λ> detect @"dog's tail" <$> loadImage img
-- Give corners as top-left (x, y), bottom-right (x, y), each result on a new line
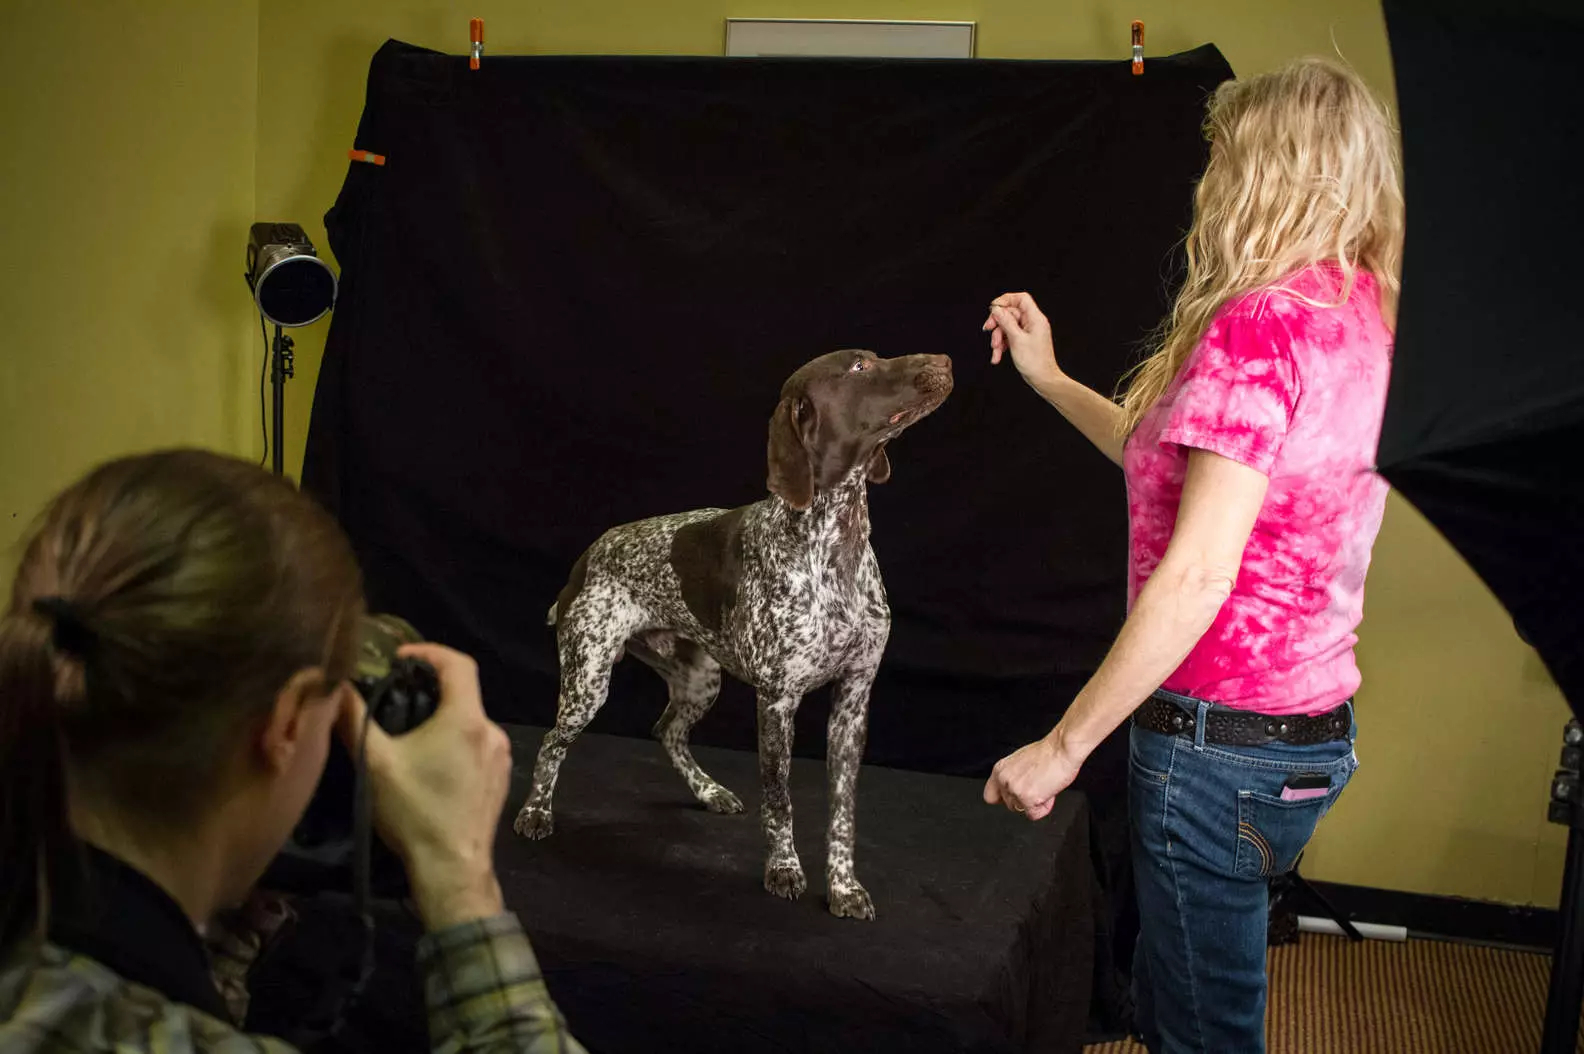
top-left (546, 601), bottom-right (559, 627)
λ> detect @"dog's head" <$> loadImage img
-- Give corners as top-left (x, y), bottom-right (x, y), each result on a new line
top-left (767, 350), bottom-right (953, 510)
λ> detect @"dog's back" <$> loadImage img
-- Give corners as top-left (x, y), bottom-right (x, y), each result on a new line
top-left (545, 506), bottom-right (736, 635)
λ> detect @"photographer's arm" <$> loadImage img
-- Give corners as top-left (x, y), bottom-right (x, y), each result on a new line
top-left (343, 644), bottom-right (589, 1054)
top-left (416, 913), bottom-right (586, 1054)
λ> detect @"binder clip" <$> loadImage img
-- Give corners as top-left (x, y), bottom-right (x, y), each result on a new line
top-left (470, 18), bottom-right (484, 70)
top-left (1131, 21), bottom-right (1144, 76)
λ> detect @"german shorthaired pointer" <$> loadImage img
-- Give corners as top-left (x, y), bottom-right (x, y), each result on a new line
top-left (513, 349), bottom-right (953, 919)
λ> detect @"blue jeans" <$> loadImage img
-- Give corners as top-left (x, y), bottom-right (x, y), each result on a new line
top-left (1129, 689), bottom-right (1358, 1053)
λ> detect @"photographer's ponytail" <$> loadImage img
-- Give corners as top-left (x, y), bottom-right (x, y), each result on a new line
top-left (0, 449), bottom-right (363, 956)
top-left (0, 604), bottom-right (73, 951)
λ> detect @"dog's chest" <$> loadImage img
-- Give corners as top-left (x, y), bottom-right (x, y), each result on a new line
top-left (726, 533), bottom-right (882, 689)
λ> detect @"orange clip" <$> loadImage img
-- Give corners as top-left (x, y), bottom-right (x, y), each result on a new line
top-left (1131, 21), bottom-right (1144, 76)
top-left (349, 149), bottom-right (386, 166)
top-left (470, 17), bottom-right (484, 70)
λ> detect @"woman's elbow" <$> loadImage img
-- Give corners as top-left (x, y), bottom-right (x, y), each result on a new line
top-left (1163, 560), bottom-right (1237, 617)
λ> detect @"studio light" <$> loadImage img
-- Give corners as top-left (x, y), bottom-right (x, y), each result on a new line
top-left (246, 222), bottom-right (337, 327)
top-left (244, 222), bottom-right (337, 476)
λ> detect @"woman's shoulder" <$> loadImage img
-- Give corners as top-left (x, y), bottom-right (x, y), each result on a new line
top-left (1210, 263), bottom-right (1386, 360)
top-left (1, 941), bottom-right (297, 1054)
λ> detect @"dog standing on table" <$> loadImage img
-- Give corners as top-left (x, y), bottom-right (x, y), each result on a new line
top-left (513, 349), bottom-right (953, 919)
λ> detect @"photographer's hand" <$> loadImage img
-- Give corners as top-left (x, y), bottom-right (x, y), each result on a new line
top-left (337, 643), bottom-right (513, 931)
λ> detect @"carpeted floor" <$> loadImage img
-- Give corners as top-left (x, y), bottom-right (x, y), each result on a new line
top-left (1085, 934), bottom-right (1579, 1053)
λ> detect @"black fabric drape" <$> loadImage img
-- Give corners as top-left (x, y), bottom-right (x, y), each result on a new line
top-left (304, 39), bottom-right (1231, 775)
top-left (1379, 0), bottom-right (1584, 713)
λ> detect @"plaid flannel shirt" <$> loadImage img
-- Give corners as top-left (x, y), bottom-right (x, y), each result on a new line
top-left (0, 913), bottom-right (587, 1054)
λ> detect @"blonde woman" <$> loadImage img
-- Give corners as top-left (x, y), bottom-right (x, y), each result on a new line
top-left (980, 59), bottom-right (1403, 1052)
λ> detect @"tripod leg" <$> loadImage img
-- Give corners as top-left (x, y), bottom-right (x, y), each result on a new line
top-left (1286, 854), bottom-right (1365, 942)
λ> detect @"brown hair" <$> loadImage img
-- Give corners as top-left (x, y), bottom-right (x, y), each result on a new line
top-left (0, 449), bottom-right (364, 950)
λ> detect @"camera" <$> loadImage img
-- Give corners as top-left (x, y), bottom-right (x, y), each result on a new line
top-left (260, 613), bottom-right (440, 897)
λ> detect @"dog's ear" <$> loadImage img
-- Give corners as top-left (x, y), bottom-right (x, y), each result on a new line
top-left (767, 395), bottom-right (815, 510)
top-left (865, 442), bottom-right (891, 485)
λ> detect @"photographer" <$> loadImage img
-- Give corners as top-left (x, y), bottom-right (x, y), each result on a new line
top-left (0, 449), bottom-right (586, 1053)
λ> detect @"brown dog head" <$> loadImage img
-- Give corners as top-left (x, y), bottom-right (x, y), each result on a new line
top-left (767, 350), bottom-right (953, 510)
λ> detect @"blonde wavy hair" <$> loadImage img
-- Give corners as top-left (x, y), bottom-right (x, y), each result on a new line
top-left (1117, 57), bottom-right (1405, 435)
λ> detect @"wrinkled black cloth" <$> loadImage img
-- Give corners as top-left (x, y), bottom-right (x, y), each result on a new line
top-left (494, 726), bottom-right (1096, 1053)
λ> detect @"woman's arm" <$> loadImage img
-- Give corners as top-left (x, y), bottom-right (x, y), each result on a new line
top-left (985, 292), bottom-right (1126, 466)
top-left (1057, 449), bottom-right (1266, 754)
top-left (984, 448), bottom-right (1268, 817)
top-left (1023, 371), bottom-right (1128, 467)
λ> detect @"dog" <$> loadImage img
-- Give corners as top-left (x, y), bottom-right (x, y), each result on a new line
top-left (513, 349), bottom-right (953, 919)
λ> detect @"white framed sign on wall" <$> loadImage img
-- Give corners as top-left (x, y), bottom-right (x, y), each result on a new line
top-left (723, 19), bottom-right (977, 59)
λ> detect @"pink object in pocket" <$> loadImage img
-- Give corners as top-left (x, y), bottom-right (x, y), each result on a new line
top-left (1280, 785), bottom-right (1330, 802)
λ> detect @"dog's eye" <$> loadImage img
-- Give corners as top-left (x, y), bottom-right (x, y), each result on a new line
top-left (849, 359), bottom-right (870, 373)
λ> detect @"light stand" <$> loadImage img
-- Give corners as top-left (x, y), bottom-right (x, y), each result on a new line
top-left (244, 221), bottom-right (336, 477)
top-left (269, 325), bottom-right (296, 477)
top-left (1543, 719), bottom-right (1584, 1053)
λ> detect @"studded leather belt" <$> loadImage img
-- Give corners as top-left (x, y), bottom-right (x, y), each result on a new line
top-left (1134, 693), bottom-right (1352, 747)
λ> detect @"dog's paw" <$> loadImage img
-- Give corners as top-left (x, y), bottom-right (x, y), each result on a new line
top-left (828, 883), bottom-right (875, 921)
top-left (513, 807), bottom-right (554, 840)
top-left (701, 784), bottom-right (745, 815)
top-left (764, 860), bottom-right (807, 901)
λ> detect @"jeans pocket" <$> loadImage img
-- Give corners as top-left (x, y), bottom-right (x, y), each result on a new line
top-left (1234, 789), bottom-right (1332, 879)
top-left (1128, 727), bottom-right (1171, 785)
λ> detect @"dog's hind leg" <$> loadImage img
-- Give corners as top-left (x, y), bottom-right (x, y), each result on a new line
top-left (513, 603), bottom-right (629, 840)
top-left (632, 636), bottom-right (740, 815)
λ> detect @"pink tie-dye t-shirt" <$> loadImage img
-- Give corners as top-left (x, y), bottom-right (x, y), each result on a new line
top-left (1123, 263), bottom-right (1393, 716)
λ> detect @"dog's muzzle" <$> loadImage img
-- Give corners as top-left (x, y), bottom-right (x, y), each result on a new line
top-left (914, 367), bottom-right (954, 398)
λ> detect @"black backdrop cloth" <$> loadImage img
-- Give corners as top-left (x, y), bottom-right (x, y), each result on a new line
top-left (301, 38), bottom-right (1231, 1040)
top-left (1379, 0), bottom-right (1584, 713)
top-left (303, 39), bottom-right (1231, 772)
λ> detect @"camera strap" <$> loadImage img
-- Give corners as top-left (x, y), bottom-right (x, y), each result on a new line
top-left (291, 682), bottom-right (384, 1049)
top-left (347, 696), bottom-right (379, 1007)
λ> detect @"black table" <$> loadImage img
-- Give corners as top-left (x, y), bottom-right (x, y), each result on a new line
top-left (494, 724), bottom-right (1096, 1054)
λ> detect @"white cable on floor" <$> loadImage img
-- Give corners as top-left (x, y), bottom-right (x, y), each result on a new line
top-left (1297, 916), bottom-right (1409, 942)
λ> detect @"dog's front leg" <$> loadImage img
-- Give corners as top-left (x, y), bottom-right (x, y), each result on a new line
top-left (757, 689), bottom-right (805, 900)
top-left (825, 668), bottom-right (876, 920)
